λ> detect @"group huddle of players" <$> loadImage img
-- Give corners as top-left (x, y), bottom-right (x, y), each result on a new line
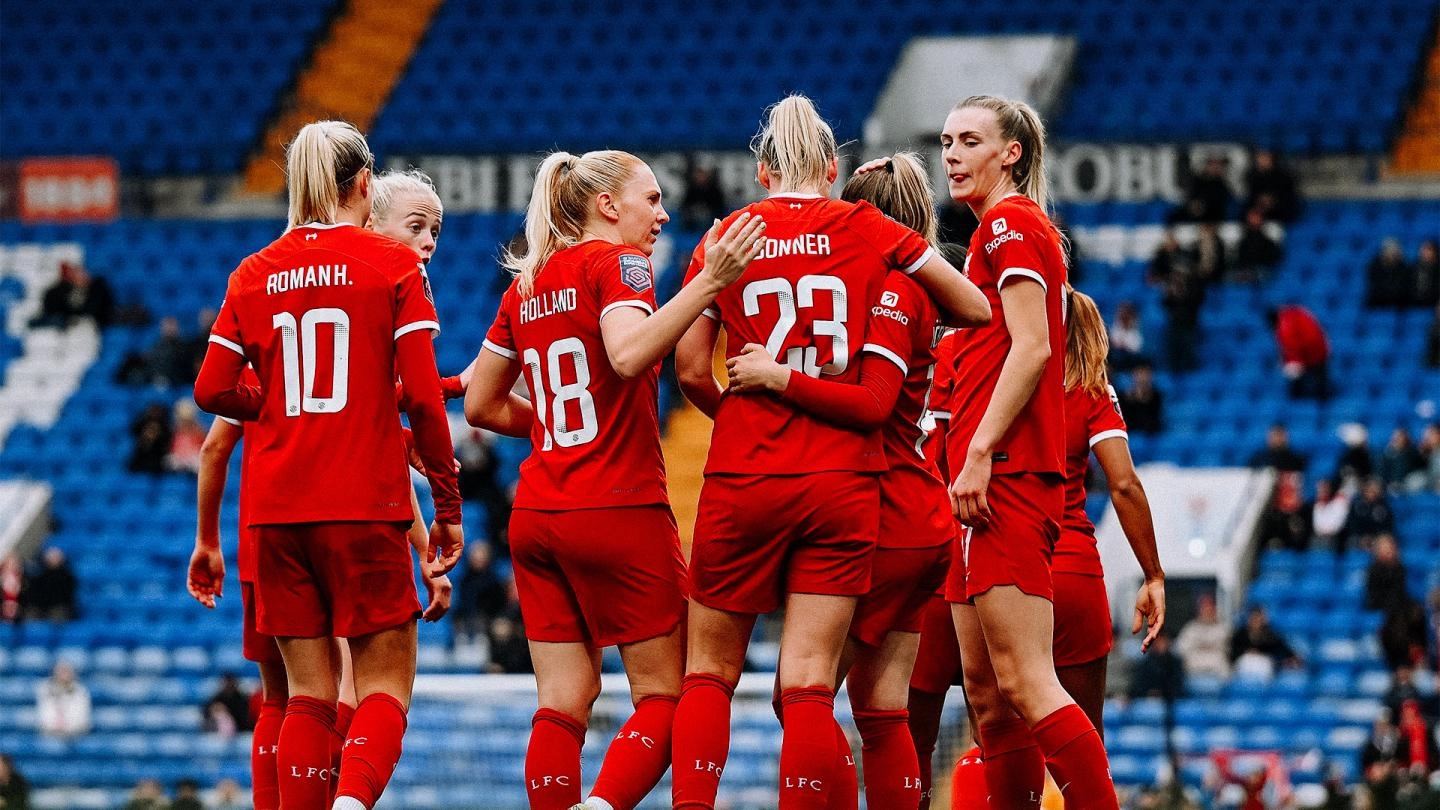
top-left (185, 91), bottom-right (1166, 810)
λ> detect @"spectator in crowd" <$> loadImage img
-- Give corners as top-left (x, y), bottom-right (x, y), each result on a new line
top-left (29, 260), bottom-right (115, 330)
top-left (127, 404), bottom-right (172, 475)
top-left (1362, 710), bottom-right (1405, 778)
top-left (1308, 478), bottom-right (1351, 551)
top-left (1229, 605), bottom-right (1301, 680)
top-left (1193, 222), bottom-right (1228, 286)
top-left (202, 673), bottom-right (252, 734)
top-left (1422, 423), bottom-right (1440, 492)
top-left (170, 779), bottom-right (204, 810)
top-left (1266, 304), bottom-right (1330, 400)
top-left (1257, 471), bottom-right (1309, 551)
top-left (206, 779), bottom-right (245, 810)
top-left (121, 779), bottom-right (168, 810)
top-left (486, 577), bottom-right (531, 674)
top-left (680, 163), bottom-right (728, 231)
top-left (186, 309), bottom-right (217, 378)
top-left (1366, 534), bottom-right (1410, 614)
top-left (166, 401), bottom-right (207, 475)
top-left (1119, 362), bottom-right (1165, 435)
top-left (1233, 208), bottom-right (1284, 282)
top-left (1381, 597), bottom-right (1431, 672)
top-left (36, 662), bottom-right (90, 738)
top-left (1243, 149), bottom-right (1299, 223)
top-left (1249, 423), bottom-right (1308, 472)
top-left (1368, 238), bottom-right (1414, 309)
top-left (1160, 252), bottom-right (1206, 372)
top-left (1175, 593), bottom-right (1231, 679)
top-left (1338, 424), bottom-right (1378, 486)
top-left (451, 420), bottom-right (512, 551)
top-left (1380, 427), bottom-right (1428, 493)
top-left (0, 554), bottom-right (24, 624)
top-left (1170, 154), bottom-right (1234, 223)
top-left (0, 754), bottom-right (30, 810)
top-left (453, 543), bottom-right (508, 644)
top-left (1415, 240), bottom-right (1440, 308)
top-left (1109, 300), bottom-right (1146, 370)
top-left (1383, 665), bottom-right (1434, 722)
top-left (1149, 229), bottom-right (1192, 283)
top-left (1345, 478), bottom-right (1396, 551)
top-left (1128, 632), bottom-right (1186, 701)
top-left (24, 547), bottom-right (76, 622)
top-left (117, 316), bottom-right (195, 387)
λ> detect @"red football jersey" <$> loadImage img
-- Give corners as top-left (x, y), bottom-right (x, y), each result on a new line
top-left (217, 367), bottom-right (262, 583)
top-left (943, 194), bottom-right (1068, 478)
top-left (208, 222), bottom-right (441, 525)
top-left (864, 273), bottom-right (951, 549)
top-left (1055, 384), bottom-right (1129, 576)
top-left (686, 194), bottom-right (934, 476)
top-left (483, 240), bottom-right (668, 510)
top-left (927, 329), bottom-right (958, 484)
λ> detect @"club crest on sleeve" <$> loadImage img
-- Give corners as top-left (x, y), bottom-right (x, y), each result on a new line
top-left (619, 254), bottom-right (652, 293)
top-left (1107, 384), bottom-right (1123, 416)
top-left (880, 290), bottom-right (900, 307)
top-left (419, 264), bottom-right (435, 303)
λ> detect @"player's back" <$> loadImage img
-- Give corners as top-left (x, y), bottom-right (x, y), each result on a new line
top-left (214, 223), bottom-right (435, 526)
top-left (1055, 384), bottom-right (1127, 574)
top-left (486, 240), bottom-right (668, 510)
top-left (695, 195), bottom-right (934, 476)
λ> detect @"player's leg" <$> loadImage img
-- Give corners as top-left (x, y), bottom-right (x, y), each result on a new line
top-left (1055, 657), bottom-right (1108, 738)
top-left (1051, 571), bottom-right (1113, 739)
top-left (847, 630), bottom-right (924, 810)
top-left (330, 622), bottom-right (416, 810)
top-left (251, 658), bottom-right (288, 810)
top-left (329, 639), bottom-right (355, 801)
top-left (672, 601), bottom-right (757, 810)
top-left (954, 601), bottom-right (1043, 809)
top-left (275, 635), bottom-right (342, 808)
top-left (584, 625), bottom-right (684, 810)
top-left (526, 640), bottom-right (603, 810)
top-left (908, 595), bottom-right (962, 810)
top-left (775, 592), bottom-right (857, 810)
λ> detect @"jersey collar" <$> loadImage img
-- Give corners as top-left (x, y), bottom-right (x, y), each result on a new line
top-left (296, 221), bottom-right (356, 230)
top-left (766, 192), bottom-right (826, 200)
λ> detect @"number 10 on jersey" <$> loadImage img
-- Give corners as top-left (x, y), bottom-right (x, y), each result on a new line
top-left (273, 308), bottom-right (349, 416)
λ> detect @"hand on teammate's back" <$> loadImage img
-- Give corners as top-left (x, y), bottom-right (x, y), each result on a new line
top-left (700, 213), bottom-right (767, 288)
top-left (428, 521), bottom-right (465, 575)
top-left (726, 344), bottom-right (790, 394)
top-left (186, 545), bottom-right (225, 609)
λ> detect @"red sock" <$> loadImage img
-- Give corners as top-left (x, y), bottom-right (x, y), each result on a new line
top-left (335, 693), bottom-right (407, 809)
top-left (672, 673), bottom-right (735, 809)
top-left (277, 695), bottom-right (337, 809)
top-left (590, 694), bottom-right (678, 809)
top-left (1031, 705), bottom-right (1118, 810)
top-left (526, 707), bottom-right (586, 810)
top-left (778, 686), bottom-right (837, 810)
top-left (251, 698), bottom-right (284, 810)
top-left (826, 719), bottom-right (858, 810)
top-left (951, 747), bottom-right (989, 810)
top-left (329, 702), bottom-right (356, 801)
top-left (854, 709), bottom-right (920, 810)
top-left (907, 695), bottom-right (942, 810)
top-left (977, 717), bottom-right (1044, 809)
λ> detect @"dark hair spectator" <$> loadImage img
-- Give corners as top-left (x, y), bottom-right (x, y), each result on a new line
top-left (1257, 471), bottom-right (1309, 551)
top-left (453, 423), bottom-right (512, 552)
top-left (1380, 597), bottom-right (1431, 672)
top-left (1174, 593), bottom-right (1230, 679)
top-left (680, 162), bottom-right (728, 231)
top-left (1365, 534), bottom-right (1410, 614)
top-left (202, 673), bottom-right (253, 735)
top-left (486, 577), bottom-right (532, 674)
top-left (1379, 427), bottom-right (1427, 493)
top-left (1337, 425), bottom-right (1377, 486)
top-left (1248, 424), bottom-right (1308, 472)
top-left (1307, 478), bottom-right (1351, 552)
top-left (1367, 238), bottom-right (1413, 309)
top-left (1192, 222), bottom-right (1227, 286)
top-left (1158, 246), bottom-right (1206, 372)
top-left (1117, 363), bottom-right (1164, 434)
top-left (1233, 208), bottom-right (1284, 282)
top-left (171, 779), bottom-right (204, 810)
top-left (0, 554), bottom-right (25, 624)
top-left (1384, 666), bottom-right (1433, 722)
top-left (1148, 229), bottom-right (1191, 284)
top-left (1127, 632), bottom-right (1185, 701)
top-left (29, 260), bottom-right (115, 330)
top-left (1265, 304), bottom-right (1330, 400)
top-left (1344, 478), bottom-right (1396, 552)
top-left (24, 547), bottom-right (76, 622)
top-left (128, 404), bottom-right (173, 475)
top-left (1229, 605), bottom-right (1301, 679)
top-left (0, 754), bottom-right (29, 810)
top-left (1415, 240), bottom-right (1440, 308)
top-left (1169, 154), bottom-right (1233, 224)
top-left (1108, 301), bottom-right (1146, 371)
top-left (1243, 149), bottom-right (1299, 223)
top-left (453, 543), bottom-right (509, 645)
top-left (121, 778), bottom-right (168, 810)
top-left (117, 316), bottom-right (196, 387)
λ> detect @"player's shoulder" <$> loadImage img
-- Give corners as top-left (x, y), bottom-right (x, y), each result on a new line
top-left (878, 268), bottom-right (927, 310)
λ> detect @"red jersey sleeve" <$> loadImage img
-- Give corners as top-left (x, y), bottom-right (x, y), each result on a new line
top-left (393, 260), bottom-right (441, 341)
top-left (982, 203), bottom-right (1053, 294)
top-left (1088, 383), bottom-right (1129, 447)
top-left (592, 246), bottom-right (659, 319)
top-left (929, 331), bottom-right (957, 421)
top-left (849, 201), bottom-right (935, 275)
top-left (683, 213), bottom-right (745, 321)
top-left (483, 285), bottom-right (518, 361)
top-left (207, 281), bottom-right (246, 358)
top-left (862, 274), bottom-right (925, 376)
top-left (779, 353), bottom-right (906, 431)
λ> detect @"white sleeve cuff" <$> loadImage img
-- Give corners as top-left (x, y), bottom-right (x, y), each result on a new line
top-left (600, 300), bottom-right (655, 319)
top-left (1088, 429), bottom-right (1128, 447)
top-left (901, 246), bottom-right (936, 275)
top-left (700, 307), bottom-right (719, 320)
top-left (395, 320), bottom-right (441, 340)
top-left (217, 416), bottom-right (243, 427)
top-left (998, 268), bottom-right (1047, 292)
top-left (928, 410), bottom-right (951, 421)
top-left (482, 339), bottom-right (518, 360)
top-left (861, 342), bottom-right (908, 374)
top-left (208, 334), bottom-right (245, 356)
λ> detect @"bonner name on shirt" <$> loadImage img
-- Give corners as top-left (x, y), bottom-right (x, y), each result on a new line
top-left (756, 234), bottom-right (832, 261)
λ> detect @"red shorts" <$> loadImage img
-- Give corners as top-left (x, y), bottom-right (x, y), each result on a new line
top-left (850, 544), bottom-right (948, 648)
top-left (909, 595), bottom-right (963, 694)
top-left (510, 506), bottom-right (685, 647)
top-left (254, 521), bottom-right (420, 639)
top-left (240, 581), bottom-right (283, 666)
top-left (945, 473), bottom-right (1062, 603)
top-left (690, 472), bottom-right (879, 615)
top-left (1051, 572), bottom-right (1112, 667)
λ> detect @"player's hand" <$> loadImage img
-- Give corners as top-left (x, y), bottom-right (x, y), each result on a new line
top-left (186, 543), bottom-right (225, 609)
top-left (1132, 576), bottom-right (1166, 652)
top-left (726, 343), bottom-right (790, 394)
top-left (701, 213), bottom-right (767, 289)
top-left (428, 521), bottom-right (465, 575)
top-left (852, 156), bottom-right (892, 176)
top-left (949, 449), bottom-right (993, 525)
top-left (421, 572), bottom-right (453, 622)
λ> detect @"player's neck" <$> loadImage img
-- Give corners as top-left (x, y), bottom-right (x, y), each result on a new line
top-left (768, 183), bottom-right (828, 199)
top-left (970, 183), bottom-right (1021, 219)
top-left (334, 202), bottom-right (369, 228)
top-left (579, 223), bottom-right (622, 246)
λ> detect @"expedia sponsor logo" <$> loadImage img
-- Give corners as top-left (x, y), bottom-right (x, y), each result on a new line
top-left (992, 217), bottom-right (1008, 235)
top-left (881, 290), bottom-right (900, 307)
top-left (871, 305), bottom-right (909, 324)
top-left (984, 229), bottom-right (1024, 254)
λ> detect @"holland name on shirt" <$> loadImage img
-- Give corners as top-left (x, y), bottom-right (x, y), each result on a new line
top-left (520, 287), bottom-right (577, 324)
top-left (755, 234), bottom-right (832, 260)
top-left (266, 264), bottom-right (351, 295)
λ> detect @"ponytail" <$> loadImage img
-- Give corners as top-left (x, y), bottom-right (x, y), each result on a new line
top-left (503, 150), bottom-right (641, 298)
top-left (1064, 286), bottom-right (1109, 397)
top-left (750, 94), bottom-right (838, 194)
top-left (955, 96), bottom-right (1050, 212)
top-left (285, 120), bottom-right (374, 231)
top-left (840, 151), bottom-right (938, 244)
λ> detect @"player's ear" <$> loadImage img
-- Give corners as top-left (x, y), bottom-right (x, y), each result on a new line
top-left (825, 156), bottom-right (838, 185)
top-left (756, 162), bottom-right (773, 191)
top-left (595, 190), bottom-right (621, 223)
top-left (1001, 140), bottom-right (1022, 171)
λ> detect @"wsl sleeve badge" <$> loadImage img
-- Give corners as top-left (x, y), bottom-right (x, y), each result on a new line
top-left (419, 263), bottom-right (435, 304)
top-left (619, 254), bottom-right (653, 293)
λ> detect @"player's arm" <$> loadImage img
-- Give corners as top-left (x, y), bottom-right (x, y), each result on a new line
top-left (395, 330), bottom-right (465, 573)
top-left (193, 343), bottom-right (262, 421)
top-left (951, 280), bottom-right (1049, 523)
top-left (463, 348), bottom-right (534, 438)
top-left (187, 418), bottom-right (243, 609)
top-left (676, 315), bottom-right (724, 418)
top-left (407, 484), bottom-right (452, 622)
top-left (907, 252), bottom-right (991, 328)
top-left (1092, 437), bottom-right (1166, 651)
top-left (601, 214), bottom-right (765, 379)
top-left (727, 345), bottom-right (905, 431)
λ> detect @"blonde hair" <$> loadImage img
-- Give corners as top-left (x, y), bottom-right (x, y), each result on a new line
top-left (371, 168), bottom-right (441, 226)
top-left (285, 120), bottom-right (374, 231)
top-left (1064, 286), bottom-right (1109, 397)
top-left (840, 152), bottom-right (938, 244)
top-left (955, 95), bottom-right (1050, 211)
top-left (750, 94), bottom-right (838, 193)
top-left (504, 150), bottom-right (642, 298)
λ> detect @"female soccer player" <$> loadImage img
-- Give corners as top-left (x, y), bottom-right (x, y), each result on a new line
top-left (939, 95), bottom-right (1117, 807)
top-left (725, 153), bottom-right (970, 810)
top-left (194, 121), bottom-right (463, 810)
top-left (1055, 288), bottom-right (1165, 730)
top-left (463, 149), bottom-right (764, 810)
top-left (673, 96), bottom-right (987, 810)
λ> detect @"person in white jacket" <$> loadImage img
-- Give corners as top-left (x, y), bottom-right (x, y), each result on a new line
top-left (36, 661), bottom-right (90, 737)
top-left (1174, 594), bottom-right (1231, 679)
